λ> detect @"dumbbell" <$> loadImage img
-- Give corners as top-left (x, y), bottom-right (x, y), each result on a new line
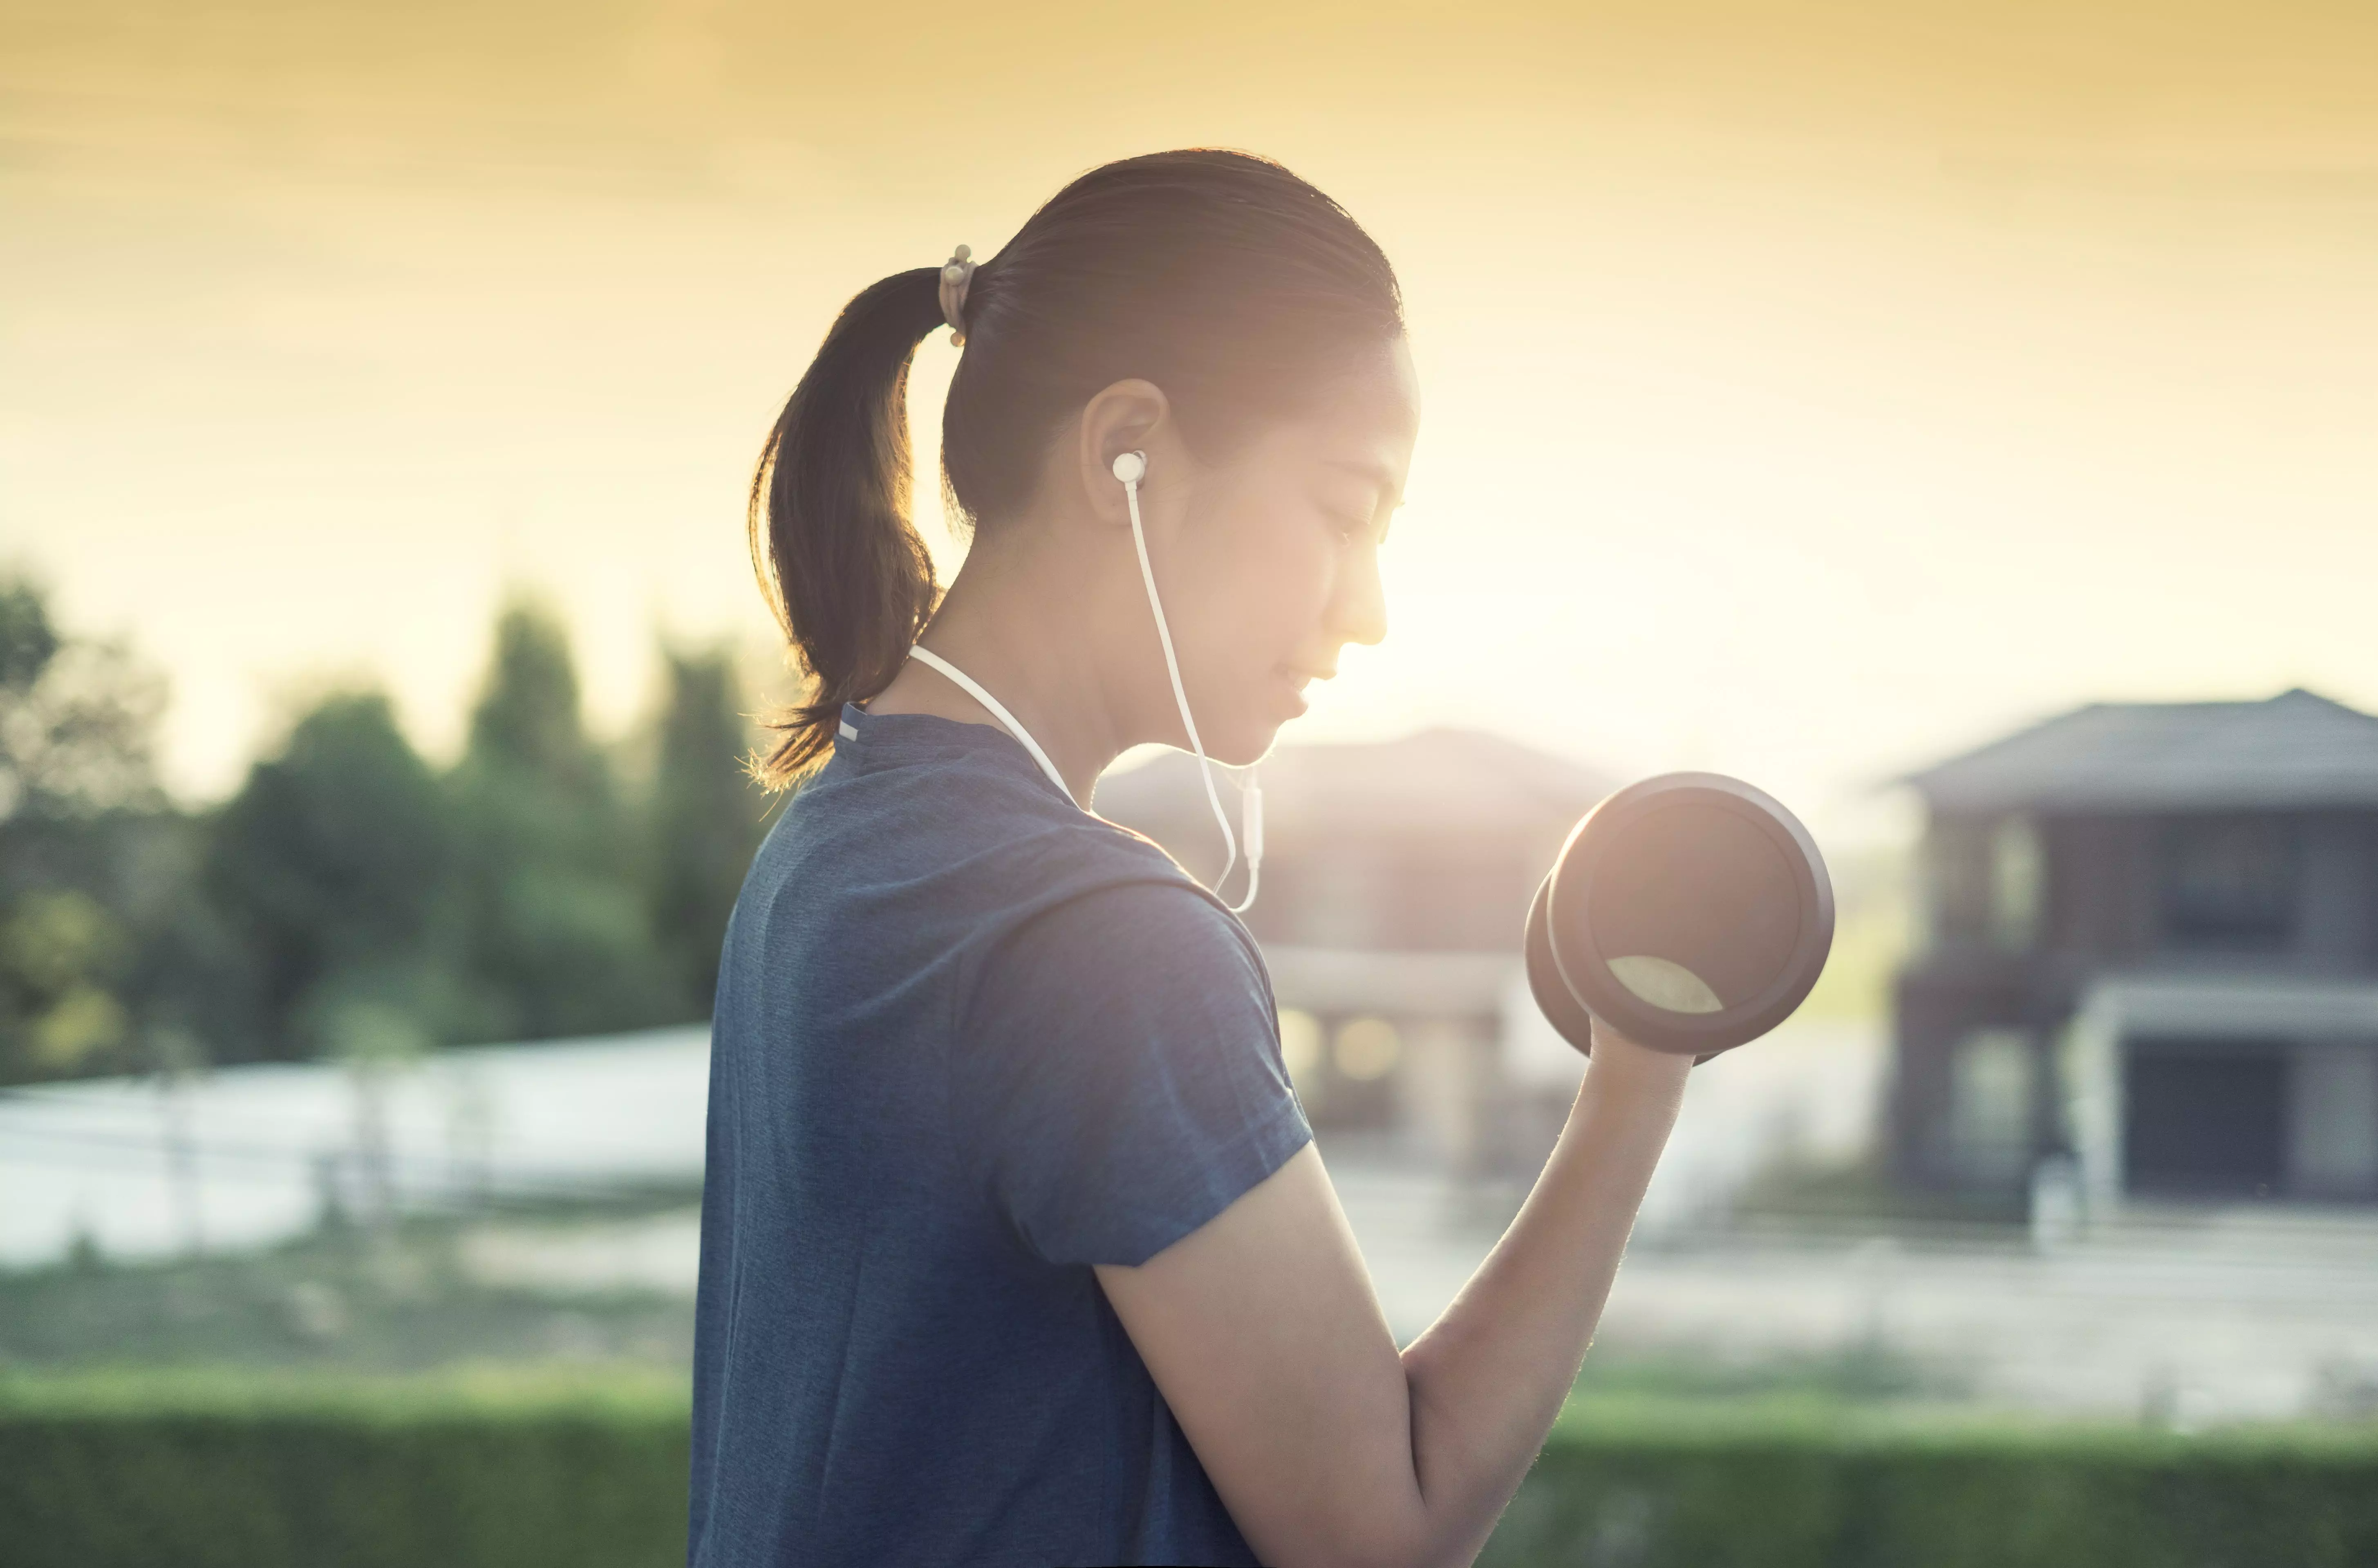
top-left (1524, 772), bottom-right (1834, 1062)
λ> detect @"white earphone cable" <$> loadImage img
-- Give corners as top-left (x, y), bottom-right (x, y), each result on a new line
top-left (905, 644), bottom-right (1075, 803)
top-left (898, 459), bottom-right (1263, 915)
top-left (1122, 468), bottom-right (1260, 914)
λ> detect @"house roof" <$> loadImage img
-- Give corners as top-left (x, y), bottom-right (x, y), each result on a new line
top-left (1092, 726), bottom-right (1615, 843)
top-left (1905, 689), bottom-right (2378, 815)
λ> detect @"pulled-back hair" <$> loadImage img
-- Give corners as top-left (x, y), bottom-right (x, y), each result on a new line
top-left (747, 149), bottom-right (1404, 788)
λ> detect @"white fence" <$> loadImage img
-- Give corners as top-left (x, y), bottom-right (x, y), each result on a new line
top-left (0, 1026), bottom-right (711, 1266)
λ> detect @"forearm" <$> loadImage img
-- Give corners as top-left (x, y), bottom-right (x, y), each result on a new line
top-left (1395, 1035), bottom-right (1691, 1564)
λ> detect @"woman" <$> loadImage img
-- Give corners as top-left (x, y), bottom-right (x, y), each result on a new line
top-left (688, 149), bottom-right (1692, 1568)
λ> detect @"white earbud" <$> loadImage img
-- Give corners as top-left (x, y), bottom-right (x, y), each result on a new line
top-left (1111, 444), bottom-right (1262, 913)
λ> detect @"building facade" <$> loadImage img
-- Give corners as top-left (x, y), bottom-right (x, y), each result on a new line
top-left (1891, 689), bottom-right (2378, 1210)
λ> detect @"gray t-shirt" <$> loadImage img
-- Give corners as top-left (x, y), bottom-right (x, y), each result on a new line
top-left (688, 701), bottom-right (1311, 1567)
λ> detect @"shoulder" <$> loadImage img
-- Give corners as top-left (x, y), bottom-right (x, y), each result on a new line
top-left (751, 727), bottom-right (1251, 994)
top-left (819, 728), bottom-right (1248, 970)
top-left (756, 728), bottom-right (1189, 903)
top-left (955, 871), bottom-right (1303, 1270)
top-left (958, 871), bottom-right (1281, 1104)
top-left (990, 873), bottom-right (1264, 988)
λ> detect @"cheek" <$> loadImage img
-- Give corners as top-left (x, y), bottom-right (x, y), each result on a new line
top-left (1214, 525), bottom-right (1332, 655)
top-left (1169, 488), bottom-right (1335, 684)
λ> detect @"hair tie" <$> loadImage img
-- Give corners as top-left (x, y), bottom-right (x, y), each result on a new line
top-left (937, 245), bottom-right (975, 346)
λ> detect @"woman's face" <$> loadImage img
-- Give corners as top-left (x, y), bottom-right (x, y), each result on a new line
top-left (1153, 336), bottom-right (1420, 766)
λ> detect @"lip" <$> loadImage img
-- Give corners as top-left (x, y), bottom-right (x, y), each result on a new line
top-left (1272, 663), bottom-right (1331, 714)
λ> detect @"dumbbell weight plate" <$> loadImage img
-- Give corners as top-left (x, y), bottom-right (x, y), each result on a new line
top-left (1523, 772), bottom-right (1834, 1062)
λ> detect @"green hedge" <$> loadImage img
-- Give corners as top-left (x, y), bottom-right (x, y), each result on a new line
top-left (1484, 1401), bottom-right (2378, 1568)
top-left (0, 1369), bottom-right (690, 1568)
top-left (4, 1376), bottom-right (2374, 1567)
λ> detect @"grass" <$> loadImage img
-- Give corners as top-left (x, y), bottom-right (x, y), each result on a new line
top-left (1576, 1338), bottom-right (1968, 1407)
top-left (7, 1356), bottom-right (2370, 1448)
top-left (1728, 1151), bottom-right (2031, 1230)
top-left (0, 1359), bottom-right (690, 1420)
top-left (0, 1203), bottom-right (696, 1374)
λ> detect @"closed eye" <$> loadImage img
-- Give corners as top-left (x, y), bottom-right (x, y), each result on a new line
top-left (1326, 506), bottom-right (1384, 547)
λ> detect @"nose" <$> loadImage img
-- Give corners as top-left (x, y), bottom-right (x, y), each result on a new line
top-left (1328, 543), bottom-right (1389, 649)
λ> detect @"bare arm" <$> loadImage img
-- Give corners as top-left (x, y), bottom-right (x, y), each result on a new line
top-left (1096, 1025), bottom-right (1691, 1568)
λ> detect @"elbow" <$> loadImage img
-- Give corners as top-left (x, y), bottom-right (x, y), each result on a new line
top-left (1264, 1534), bottom-right (1418, 1568)
top-left (1255, 1492), bottom-right (1457, 1568)
top-left (1305, 1533), bottom-right (1468, 1568)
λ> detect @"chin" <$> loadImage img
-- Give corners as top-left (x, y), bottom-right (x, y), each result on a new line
top-left (1204, 708), bottom-right (1290, 768)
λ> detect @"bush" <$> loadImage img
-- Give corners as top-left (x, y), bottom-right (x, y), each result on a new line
top-left (4, 1377), bottom-right (2374, 1567)
top-left (1483, 1400), bottom-right (2378, 1568)
top-left (0, 1369), bottom-right (690, 1568)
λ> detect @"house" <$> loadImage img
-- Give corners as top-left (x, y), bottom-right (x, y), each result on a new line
top-left (1891, 688), bottom-right (2378, 1211)
top-left (1093, 729), bottom-right (1612, 1171)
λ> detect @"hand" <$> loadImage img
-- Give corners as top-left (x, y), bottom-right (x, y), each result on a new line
top-left (1585, 1018), bottom-right (1693, 1095)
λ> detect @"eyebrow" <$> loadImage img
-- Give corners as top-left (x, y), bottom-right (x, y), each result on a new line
top-left (1325, 458), bottom-right (1406, 509)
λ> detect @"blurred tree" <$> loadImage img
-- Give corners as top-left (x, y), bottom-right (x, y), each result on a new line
top-left (0, 575), bottom-right (163, 825)
top-left (203, 690), bottom-right (459, 1061)
top-left (6, 575), bottom-right (770, 1081)
top-left (0, 573), bottom-right (175, 1083)
top-left (0, 889), bottom-right (132, 1074)
top-left (465, 593), bottom-right (604, 789)
top-left (448, 595), bottom-right (677, 1041)
top-left (644, 645), bottom-right (770, 1014)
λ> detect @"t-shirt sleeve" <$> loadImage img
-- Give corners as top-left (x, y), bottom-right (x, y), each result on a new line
top-left (956, 878), bottom-right (1314, 1268)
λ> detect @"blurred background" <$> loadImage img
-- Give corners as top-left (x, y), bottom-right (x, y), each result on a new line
top-left (4, 0), bottom-right (2376, 1561)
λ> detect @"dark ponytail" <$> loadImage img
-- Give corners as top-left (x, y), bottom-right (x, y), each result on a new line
top-left (750, 149), bottom-right (1402, 788)
top-left (747, 267), bottom-right (948, 786)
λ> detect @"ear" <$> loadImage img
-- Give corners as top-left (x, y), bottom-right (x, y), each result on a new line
top-left (1074, 379), bottom-right (1173, 526)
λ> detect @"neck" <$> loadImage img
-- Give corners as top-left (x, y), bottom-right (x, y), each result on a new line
top-left (864, 534), bottom-right (1128, 806)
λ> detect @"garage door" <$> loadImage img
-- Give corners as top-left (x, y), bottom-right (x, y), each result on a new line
top-left (2123, 1042), bottom-right (2288, 1198)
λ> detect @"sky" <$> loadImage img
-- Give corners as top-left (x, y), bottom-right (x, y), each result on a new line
top-left (5, 0), bottom-right (2375, 843)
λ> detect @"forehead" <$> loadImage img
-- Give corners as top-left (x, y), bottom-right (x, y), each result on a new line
top-left (1247, 336), bottom-right (1420, 486)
